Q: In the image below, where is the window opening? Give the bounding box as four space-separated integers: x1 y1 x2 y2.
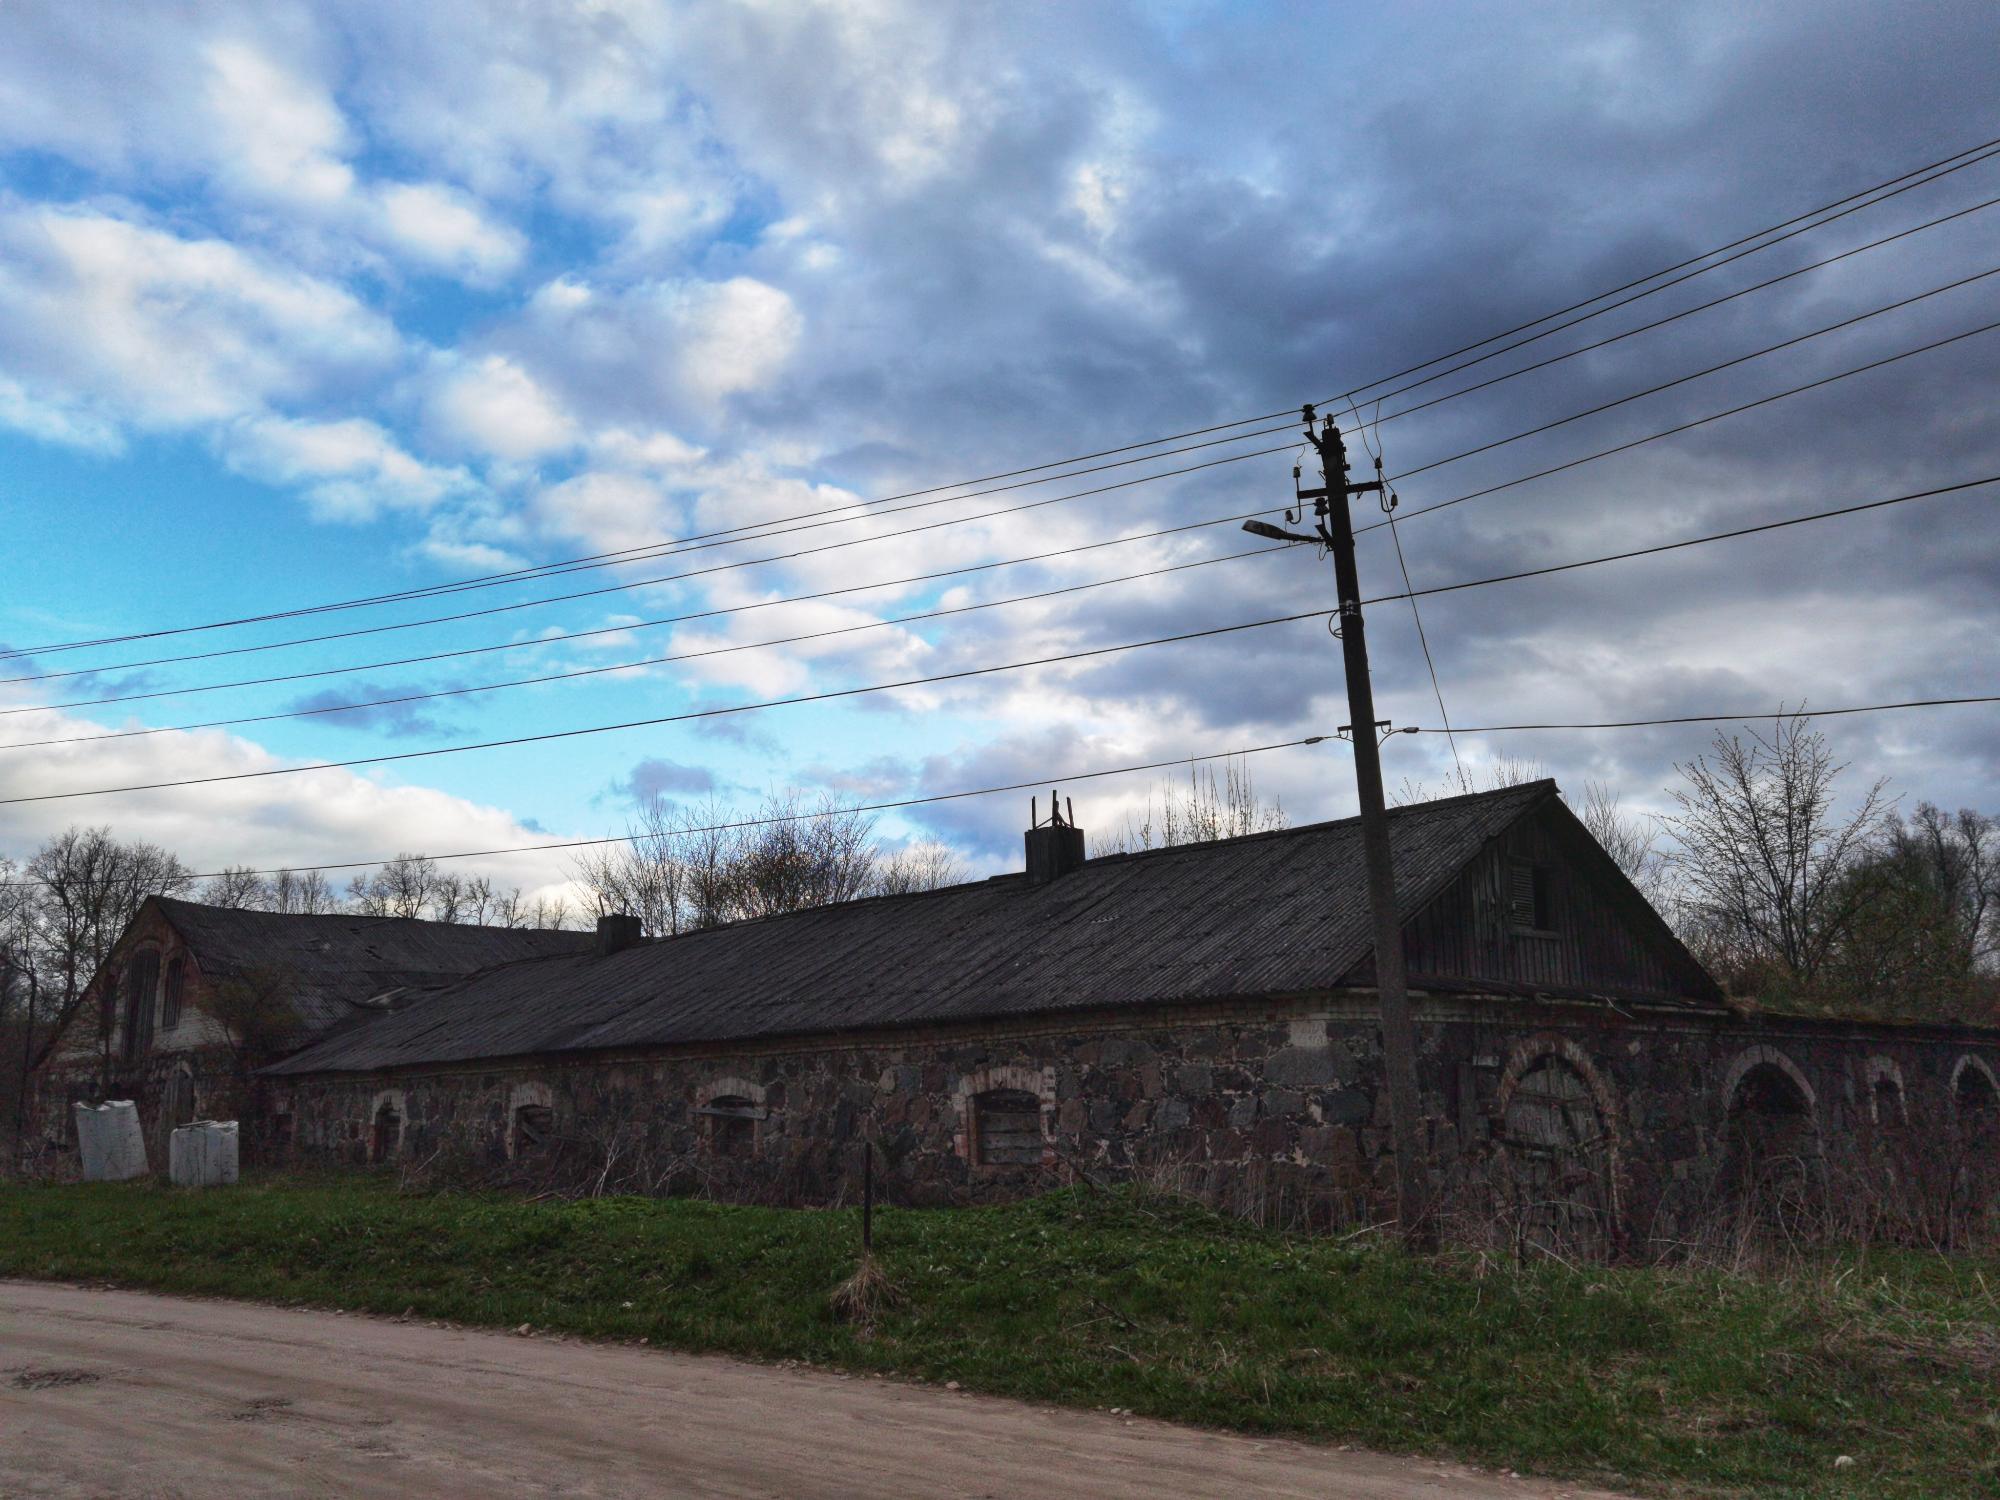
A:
121 951 159 1061
700 1095 758 1159
161 956 186 1032
513 1103 554 1156
974 1088 1044 1166
370 1101 403 1163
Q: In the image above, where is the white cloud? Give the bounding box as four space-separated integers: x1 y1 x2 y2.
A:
423 353 578 461
222 414 473 521
374 180 525 284
0 205 401 430
203 38 356 207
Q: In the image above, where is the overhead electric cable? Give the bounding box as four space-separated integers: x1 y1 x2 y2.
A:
0 734 1333 890
13 132 1998 662
1356 316 2000 537
17 274 1991 695
1418 698 2000 735
0 612 1340 806
13 315 1991 720
10 470 1996 803
1314 135 2000 410
1 543 1283 750
0 503 1302 718
1382 264 2000 485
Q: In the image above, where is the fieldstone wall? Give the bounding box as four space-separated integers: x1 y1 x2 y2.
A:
273 995 2000 1245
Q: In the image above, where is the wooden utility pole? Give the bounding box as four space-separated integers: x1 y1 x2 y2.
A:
1247 405 1429 1242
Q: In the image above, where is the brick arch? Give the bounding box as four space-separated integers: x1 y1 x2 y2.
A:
1722 1044 1817 1118
954 1064 1055 1167
1492 1034 1629 1249
1951 1053 1999 1100
696 1076 765 1109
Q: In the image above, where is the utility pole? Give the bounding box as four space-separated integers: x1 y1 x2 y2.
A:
1245 405 1429 1243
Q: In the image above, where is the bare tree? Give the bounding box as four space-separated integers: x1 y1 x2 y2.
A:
347 854 448 920
1094 758 1288 855
1660 714 1890 998
1576 781 1668 906
269 869 339 915
200 865 270 910
875 841 966 895
734 794 878 918
18 827 193 1081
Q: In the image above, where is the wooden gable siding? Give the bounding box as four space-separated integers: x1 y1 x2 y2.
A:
1395 802 1711 1002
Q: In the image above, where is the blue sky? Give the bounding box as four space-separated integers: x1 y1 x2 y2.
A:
0 1 1996 905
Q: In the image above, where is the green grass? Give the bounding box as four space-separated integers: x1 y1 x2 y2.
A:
2 1176 1996 1498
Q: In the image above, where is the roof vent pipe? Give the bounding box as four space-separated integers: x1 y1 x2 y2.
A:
594 913 644 958
1024 789 1087 884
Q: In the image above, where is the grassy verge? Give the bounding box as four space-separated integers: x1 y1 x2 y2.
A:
2 1175 1995 1498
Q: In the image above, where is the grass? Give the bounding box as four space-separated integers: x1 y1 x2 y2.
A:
2 1175 1996 1498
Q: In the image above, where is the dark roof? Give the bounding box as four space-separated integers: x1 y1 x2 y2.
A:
273 781 1706 1077
155 897 592 1035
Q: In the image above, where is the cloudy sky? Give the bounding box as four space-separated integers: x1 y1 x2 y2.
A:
0 0 1995 901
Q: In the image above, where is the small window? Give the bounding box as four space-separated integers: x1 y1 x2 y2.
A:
1872 1076 1905 1128
271 1113 295 1151
121 951 160 1061
512 1103 554 1156
161 956 187 1032
1507 861 1555 933
974 1089 1043 1167
370 1101 403 1163
700 1095 758 1159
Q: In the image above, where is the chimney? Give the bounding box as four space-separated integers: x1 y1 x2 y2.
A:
594 913 644 957
1024 789 1087 884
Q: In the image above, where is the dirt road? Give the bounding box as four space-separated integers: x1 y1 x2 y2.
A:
2 1280 1631 1499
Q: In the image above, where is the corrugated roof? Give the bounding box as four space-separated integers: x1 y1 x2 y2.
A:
157 898 592 1035
271 782 1595 1076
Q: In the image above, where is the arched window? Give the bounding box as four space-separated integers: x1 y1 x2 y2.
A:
972 1089 1044 1167
370 1098 403 1163
162 1064 196 1132
161 956 187 1032
1955 1057 1998 1134
121 950 160 1062
512 1102 554 1156
1722 1057 1819 1230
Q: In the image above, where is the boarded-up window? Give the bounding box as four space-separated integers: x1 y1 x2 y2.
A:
1507 861 1554 933
512 1103 554 1156
370 1101 402 1163
161 956 187 1032
974 1089 1043 1166
702 1096 757 1159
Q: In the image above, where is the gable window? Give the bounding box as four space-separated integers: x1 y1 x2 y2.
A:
973 1088 1044 1167
1507 860 1556 934
161 956 187 1032
700 1095 759 1159
121 951 160 1062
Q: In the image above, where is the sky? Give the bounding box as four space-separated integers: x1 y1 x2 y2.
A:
0 0 1996 907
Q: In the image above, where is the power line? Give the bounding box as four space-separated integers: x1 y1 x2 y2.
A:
0 503 1297 718
14 132 1999 663
1369 192 2000 431
0 611 1338 806
1421 697 2000 735
12 469 1996 803
17 271 1990 696
13 314 1990 724
1383 263 2000 485
0 735 1334 890
1318 135 2000 411
0 543 1281 751
1357 315 2000 537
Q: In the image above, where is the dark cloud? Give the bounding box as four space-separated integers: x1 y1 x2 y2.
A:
616 756 719 803
285 683 455 738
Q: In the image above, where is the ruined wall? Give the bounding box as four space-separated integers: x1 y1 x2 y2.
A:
273 995 2000 1245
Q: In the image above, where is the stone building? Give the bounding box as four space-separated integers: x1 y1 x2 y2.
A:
237 781 1998 1249
32 898 591 1166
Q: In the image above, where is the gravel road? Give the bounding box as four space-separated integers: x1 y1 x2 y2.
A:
1 1279 1632 1498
